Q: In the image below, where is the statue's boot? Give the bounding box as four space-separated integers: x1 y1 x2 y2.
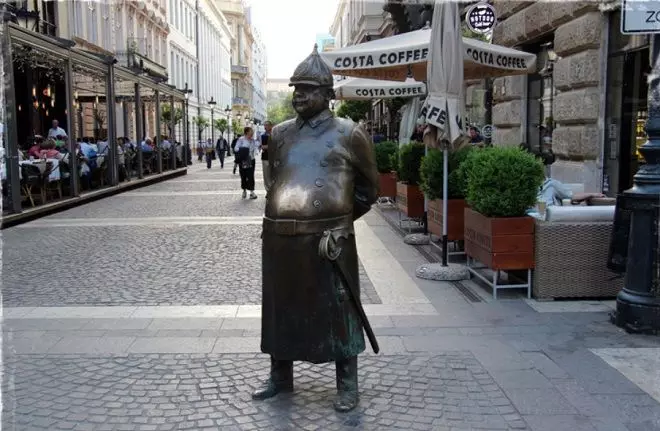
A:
251 357 293 400
334 356 359 412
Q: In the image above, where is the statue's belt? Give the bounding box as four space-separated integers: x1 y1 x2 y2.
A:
262 215 353 236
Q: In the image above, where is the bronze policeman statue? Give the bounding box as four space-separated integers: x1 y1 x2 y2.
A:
252 44 380 412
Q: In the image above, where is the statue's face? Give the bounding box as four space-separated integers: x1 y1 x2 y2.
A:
292 84 328 118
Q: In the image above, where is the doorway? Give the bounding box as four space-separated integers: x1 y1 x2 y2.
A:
605 48 649 194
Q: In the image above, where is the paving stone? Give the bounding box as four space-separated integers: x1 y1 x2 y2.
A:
2 225 380 307
1 353 523 430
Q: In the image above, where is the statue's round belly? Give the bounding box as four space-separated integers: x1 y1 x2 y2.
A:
266 169 353 220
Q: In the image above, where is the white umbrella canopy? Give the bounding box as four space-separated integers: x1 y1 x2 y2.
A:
334 77 427 100
421 0 464 147
398 97 423 146
320 27 536 82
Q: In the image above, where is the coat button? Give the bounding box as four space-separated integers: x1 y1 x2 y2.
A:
326 140 333 148
315 179 324 187
313 199 321 208
320 160 328 167
273 160 280 167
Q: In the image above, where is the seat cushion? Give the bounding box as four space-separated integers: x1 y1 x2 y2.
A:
546 205 615 222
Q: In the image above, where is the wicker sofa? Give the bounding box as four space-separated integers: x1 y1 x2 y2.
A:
533 205 623 300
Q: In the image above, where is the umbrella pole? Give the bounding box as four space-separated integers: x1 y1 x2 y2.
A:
442 147 449 266
423 145 429 235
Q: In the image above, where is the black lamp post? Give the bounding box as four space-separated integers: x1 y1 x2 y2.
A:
224 105 232 142
179 82 193 165
609 34 660 334
208 97 217 143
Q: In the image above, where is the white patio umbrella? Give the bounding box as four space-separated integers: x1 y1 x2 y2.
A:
320 27 536 81
334 77 427 100
398 97 423 146
421 0 464 266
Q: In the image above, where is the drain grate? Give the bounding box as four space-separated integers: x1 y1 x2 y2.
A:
451 280 482 303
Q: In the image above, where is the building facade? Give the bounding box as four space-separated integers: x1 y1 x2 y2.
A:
489 1 622 195
251 29 267 124
219 0 252 126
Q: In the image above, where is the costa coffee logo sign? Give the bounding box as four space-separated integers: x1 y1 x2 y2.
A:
466 2 497 34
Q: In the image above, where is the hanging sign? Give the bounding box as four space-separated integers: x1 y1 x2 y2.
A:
353 85 426 98
621 0 660 34
482 125 494 139
466 2 497 34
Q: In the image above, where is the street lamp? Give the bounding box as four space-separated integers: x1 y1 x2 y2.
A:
224 105 232 141
608 35 660 333
208 97 217 143
179 82 193 165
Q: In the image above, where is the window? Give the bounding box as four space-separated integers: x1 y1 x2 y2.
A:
169 0 174 24
74 0 83 37
170 51 175 84
89 5 98 44
524 38 556 155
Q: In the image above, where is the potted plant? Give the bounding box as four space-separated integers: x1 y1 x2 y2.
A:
374 140 399 198
420 146 472 240
463 146 545 270
396 142 426 218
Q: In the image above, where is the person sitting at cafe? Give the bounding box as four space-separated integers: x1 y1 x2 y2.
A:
140 137 154 153
520 144 604 207
28 135 45 158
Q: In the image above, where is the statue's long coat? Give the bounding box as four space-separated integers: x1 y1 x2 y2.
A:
260 109 379 363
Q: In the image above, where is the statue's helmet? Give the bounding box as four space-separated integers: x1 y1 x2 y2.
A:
289 44 334 88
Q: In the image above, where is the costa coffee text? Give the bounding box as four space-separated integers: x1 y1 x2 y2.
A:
466 47 527 69
333 48 429 69
355 86 424 97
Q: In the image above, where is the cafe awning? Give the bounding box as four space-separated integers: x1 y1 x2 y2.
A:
321 27 537 82
334 77 427 100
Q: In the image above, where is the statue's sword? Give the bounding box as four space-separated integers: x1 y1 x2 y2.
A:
319 230 380 354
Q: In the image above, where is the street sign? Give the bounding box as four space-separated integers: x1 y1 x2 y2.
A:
621 0 660 34
466 2 497 35
482 124 494 139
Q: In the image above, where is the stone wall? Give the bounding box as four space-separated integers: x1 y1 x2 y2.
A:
490 2 604 191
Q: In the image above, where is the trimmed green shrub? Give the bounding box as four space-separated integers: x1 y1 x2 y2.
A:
374 141 399 173
420 146 473 200
397 142 426 185
464 146 545 218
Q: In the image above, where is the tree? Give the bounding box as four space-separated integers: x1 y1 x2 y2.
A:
232 120 241 137
161 104 184 138
214 118 228 139
193 116 209 142
336 100 371 123
461 23 490 42
266 93 296 125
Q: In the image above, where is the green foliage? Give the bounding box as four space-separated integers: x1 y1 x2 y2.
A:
463 146 545 218
214 118 228 137
374 141 399 174
266 93 296 125
161 105 183 137
232 120 240 135
397 142 426 185
336 100 371 122
420 146 473 200
193 117 209 141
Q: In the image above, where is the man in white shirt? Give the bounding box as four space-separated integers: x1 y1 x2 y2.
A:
47 119 67 139
235 126 258 199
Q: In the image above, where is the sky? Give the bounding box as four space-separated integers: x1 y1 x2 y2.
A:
247 0 340 79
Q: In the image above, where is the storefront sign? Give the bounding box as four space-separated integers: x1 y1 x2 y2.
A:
621 0 660 34
333 48 429 69
465 47 528 70
466 2 497 34
354 86 425 97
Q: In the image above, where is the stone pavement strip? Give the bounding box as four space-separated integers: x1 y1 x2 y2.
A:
3 162 660 430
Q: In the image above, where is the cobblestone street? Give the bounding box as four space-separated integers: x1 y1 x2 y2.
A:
3 161 660 431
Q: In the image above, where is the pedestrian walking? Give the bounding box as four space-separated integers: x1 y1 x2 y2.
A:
261 121 273 192
197 143 204 162
231 134 241 174
235 127 258 199
216 136 229 168
203 138 214 169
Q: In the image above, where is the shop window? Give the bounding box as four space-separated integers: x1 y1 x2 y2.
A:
524 38 557 154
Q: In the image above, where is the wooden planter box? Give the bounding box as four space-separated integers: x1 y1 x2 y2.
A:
396 182 424 219
428 199 468 241
464 207 535 270
378 172 397 198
